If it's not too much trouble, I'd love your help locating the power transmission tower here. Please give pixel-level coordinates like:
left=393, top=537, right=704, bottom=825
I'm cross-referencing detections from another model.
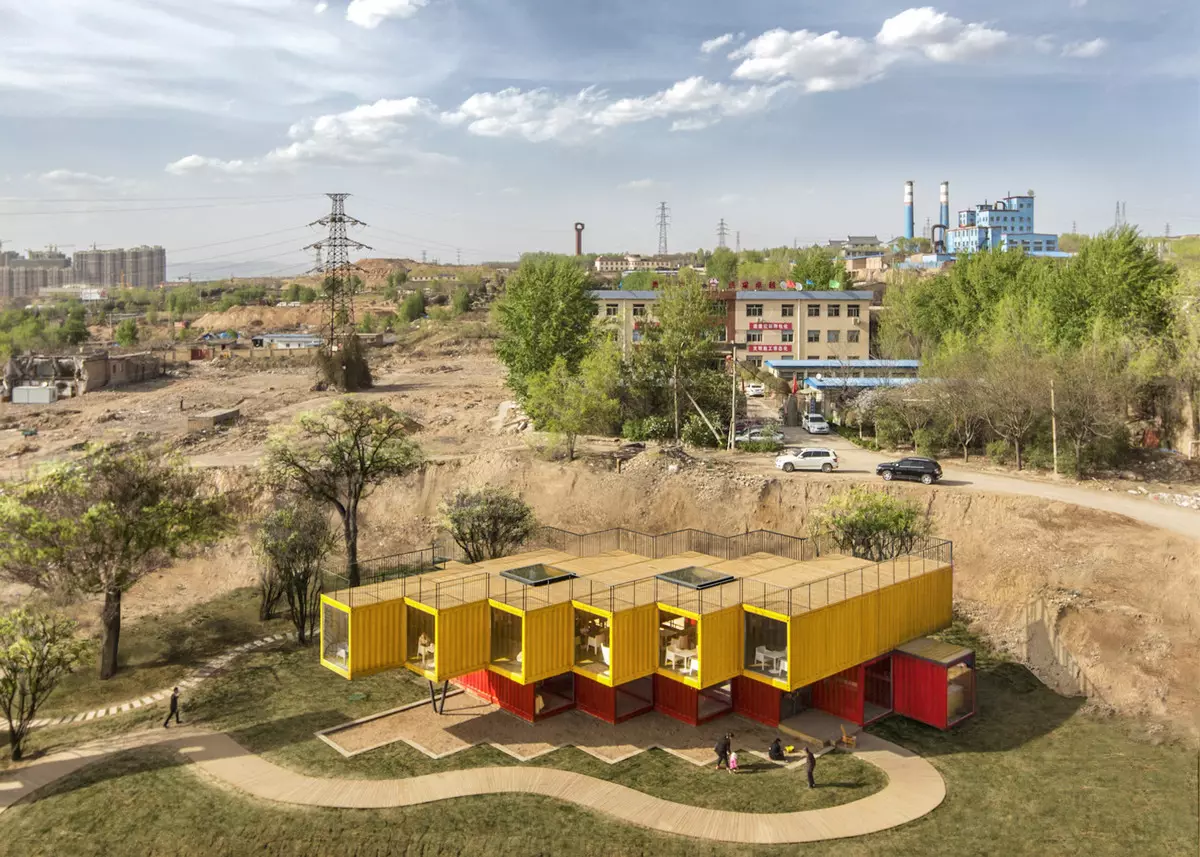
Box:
left=305, top=193, right=370, bottom=351
left=421, top=249, right=427, bottom=264
left=717, top=219, right=729, bottom=249
left=1165, top=223, right=1171, bottom=239
left=456, top=248, right=462, bottom=266
left=656, top=202, right=670, bottom=256
left=1071, top=220, right=1076, bottom=234
left=735, top=231, right=741, bottom=254
left=1121, top=202, right=1126, bottom=226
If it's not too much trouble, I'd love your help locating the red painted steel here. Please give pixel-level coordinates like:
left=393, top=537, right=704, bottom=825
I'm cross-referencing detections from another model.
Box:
left=653, top=674, right=699, bottom=725
left=863, top=656, right=894, bottom=723
left=455, top=669, right=498, bottom=703
left=575, top=675, right=617, bottom=723
left=490, top=669, right=536, bottom=721
left=893, top=651, right=947, bottom=729
left=812, top=665, right=866, bottom=724
left=732, top=676, right=781, bottom=727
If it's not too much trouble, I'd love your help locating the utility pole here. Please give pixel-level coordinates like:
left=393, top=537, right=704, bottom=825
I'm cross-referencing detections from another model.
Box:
left=421, top=249, right=427, bottom=264
left=1050, top=378, right=1059, bottom=476
left=1071, top=220, right=1076, bottom=234
left=656, top=202, right=670, bottom=256
left=1121, top=202, right=1126, bottom=226
left=727, top=354, right=738, bottom=450
left=305, top=193, right=370, bottom=352
left=1165, top=223, right=1171, bottom=239
left=717, top=219, right=729, bottom=249
left=735, top=231, right=741, bottom=254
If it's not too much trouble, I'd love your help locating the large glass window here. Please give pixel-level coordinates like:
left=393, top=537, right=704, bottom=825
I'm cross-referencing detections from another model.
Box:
left=490, top=607, right=523, bottom=672
left=847, top=304, right=861, bottom=318
left=827, top=330, right=840, bottom=343
left=947, top=661, right=976, bottom=725
left=658, top=610, right=697, bottom=679
left=744, top=612, right=788, bottom=682
left=405, top=605, right=436, bottom=672
left=574, top=609, right=611, bottom=678
left=322, top=604, right=349, bottom=669
left=848, top=330, right=860, bottom=344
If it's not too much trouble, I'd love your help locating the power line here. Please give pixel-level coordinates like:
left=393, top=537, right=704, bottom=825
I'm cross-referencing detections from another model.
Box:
left=172, top=236, right=316, bottom=267
left=656, top=201, right=670, bottom=256
left=168, top=225, right=314, bottom=255
left=0, top=197, right=318, bottom=217
left=0, top=192, right=319, bottom=204
left=717, top=218, right=729, bottom=249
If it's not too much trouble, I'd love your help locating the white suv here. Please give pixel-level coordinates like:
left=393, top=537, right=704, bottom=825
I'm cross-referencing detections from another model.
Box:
left=775, top=447, right=839, bottom=473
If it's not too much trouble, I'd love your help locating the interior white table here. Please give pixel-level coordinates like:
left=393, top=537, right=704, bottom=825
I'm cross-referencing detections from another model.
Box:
left=666, top=648, right=697, bottom=669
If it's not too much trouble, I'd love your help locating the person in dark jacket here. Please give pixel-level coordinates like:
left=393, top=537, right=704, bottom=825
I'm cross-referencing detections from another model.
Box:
left=768, top=738, right=786, bottom=762
left=714, top=732, right=733, bottom=770
left=163, top=687, right=181, bottom=728
left=804, top=745, right=816, bottom=788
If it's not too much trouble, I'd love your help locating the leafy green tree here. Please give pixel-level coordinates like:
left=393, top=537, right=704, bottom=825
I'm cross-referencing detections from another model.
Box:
left=809, top=486, right=933, bottom=562
left=525, top=341, right=621, bottom=460
left=705, top=246, right=738, bottom=286
left=298, top=286, right=318, bottom=304
left=283, top=283, right=302, bottom=302
left=1054, top=349, right=1126, bottom=478
left=58, top=311, right=89, bottom=346
left=0, top=609, right=91, bottom=760
left=451, top=286, right=472, bottom=314
left=255, top=501, right=336, bottom=644
left=0, top=448, right=231, bottom=679
left=114, top=318, right=139, bottom=347
left=399, top=291, right=426, bottom=323
left=495, top=256, right=597, bottom=398
left=790, top=246, right=845, bottom=289
left=265, top=400, right=423, bottom=587
left=358, top=312, right=377, bottom=333
left=441, top=487, right=538, bottom=563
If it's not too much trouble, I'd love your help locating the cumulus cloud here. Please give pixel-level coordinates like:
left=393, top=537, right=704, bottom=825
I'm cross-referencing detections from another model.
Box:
left=167, top=97, right=440, bottom=174
left=730, top=28, right=886, bottom=92
left=1061, top=37, right=1108, bottom=58
left=875, top=7, right=1008, bottom=62
left=701, top=33, right=735, bottom=54
left=314, top=2, right=327, bottom=13
left=39, top=169, right=118, bottom=186
left=594, top=76, right=788, bottom=126
left=346, top=0, right=428, bottom=29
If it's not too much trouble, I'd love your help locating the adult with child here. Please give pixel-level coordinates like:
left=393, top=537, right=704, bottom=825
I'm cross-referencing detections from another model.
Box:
left=713, top=732, right=733, bottom=770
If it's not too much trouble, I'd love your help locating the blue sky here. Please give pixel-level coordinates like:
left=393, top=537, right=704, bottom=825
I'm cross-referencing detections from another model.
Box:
left=0, top=0, right=1195, bottom=277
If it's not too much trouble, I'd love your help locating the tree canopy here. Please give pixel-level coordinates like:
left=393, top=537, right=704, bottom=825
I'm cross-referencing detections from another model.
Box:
left=809, top=486, right=933, bottom=562
left=441, top=487, right=538, bottom=563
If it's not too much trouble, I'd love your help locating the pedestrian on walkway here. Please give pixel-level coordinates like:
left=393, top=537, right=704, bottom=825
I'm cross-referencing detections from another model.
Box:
left=727, top=749, right=739, bottom=773
left=804, top=745, right=816, bottom=789
left=163, top=687, right=181, bottom=728
left=714, top=732, right=733, bottom=770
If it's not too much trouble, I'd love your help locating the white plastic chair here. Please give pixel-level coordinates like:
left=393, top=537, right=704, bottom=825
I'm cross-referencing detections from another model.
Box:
left=771, top=658, right=787, bottom=677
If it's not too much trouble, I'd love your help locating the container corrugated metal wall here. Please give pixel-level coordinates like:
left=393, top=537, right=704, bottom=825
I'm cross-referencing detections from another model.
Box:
left=490, top=669, right=536, bottom=720
left=455, top=669, right=498, bottom=702
left=893, top=651, right=947, bottom=729
left=575, top=673, right=616, bottom=723
left=698, top=604, right=743, bottom=688
left=611, top=603, right=658, bottom=686
left=348, top=598, right=406, bottom=678
left=653, top=674, right=698, bottom=725
left=523, top=602, right=574, bottom=684
left=732, top=675, right=781, bottom=726
left=319, top=596, right=351, bottom=679
left=435, top=600, right=490, bottom=681
left=812, top=665, right=865, bottom=724
left=786, top=564, right=953, bottom=691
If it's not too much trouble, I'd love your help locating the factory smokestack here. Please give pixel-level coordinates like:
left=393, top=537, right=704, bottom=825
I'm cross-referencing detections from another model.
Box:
left=939, top=181, right=950, bottom=229
left=904, top=181, right=914, bottom=240
left=574, top=222, right=585, bottom=256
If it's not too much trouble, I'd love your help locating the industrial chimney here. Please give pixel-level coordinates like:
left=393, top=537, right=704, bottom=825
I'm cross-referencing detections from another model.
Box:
left=939, top=181, right=950, bottom=229
left=904, top=181, right=915, bottom=240
left=574, top=222, right=585, bottom=256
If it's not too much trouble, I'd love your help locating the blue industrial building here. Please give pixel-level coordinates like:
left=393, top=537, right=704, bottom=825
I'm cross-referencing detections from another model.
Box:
left=947, top=193, right=1060, bottom=256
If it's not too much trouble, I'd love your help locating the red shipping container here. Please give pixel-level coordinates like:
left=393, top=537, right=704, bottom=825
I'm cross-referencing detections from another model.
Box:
left=455, top=669, right=536, bottom=720
left=893, top=641, right=976, bottom=730
left=732, top=676, right=781, bottom=727
left=455, top=669, right=498, bottom=702
left=812, top=665, right=865, bottom=724
left=654, top=674, right=699, bottom=725
left=575, top=675, right=617, bottom=723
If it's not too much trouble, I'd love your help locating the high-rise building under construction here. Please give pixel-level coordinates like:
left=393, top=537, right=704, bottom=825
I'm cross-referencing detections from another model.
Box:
left=71, top=246, right=166, bottom=289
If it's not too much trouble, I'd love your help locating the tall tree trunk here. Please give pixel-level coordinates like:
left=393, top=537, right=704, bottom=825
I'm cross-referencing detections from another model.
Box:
left=1075, top=440, right=1084, bottom=481
left=672, top=363, right=680, bottom=441
left=344, top=508, right=359, bottom=587
left=99, top=587, right=122, bottom=680
left=962, top=443, right=970, bottom=463
left=1014, top=438, right=1023, bottom=471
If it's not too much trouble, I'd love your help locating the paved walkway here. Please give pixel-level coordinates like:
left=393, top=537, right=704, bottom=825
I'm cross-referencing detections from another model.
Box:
left=0, top=727, right=944, bottom=844
left=27, top=633, right=291, bottom=730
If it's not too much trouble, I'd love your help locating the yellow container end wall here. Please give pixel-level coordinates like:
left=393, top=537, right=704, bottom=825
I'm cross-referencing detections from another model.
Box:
left=349, top=598, right=406, bottom=678
left=319, top=595, right=351, bottom=679
left=611, top=603, right=659, bottom=686
left=698, top=604, right=743, bottom=687
left=434, top=600, right=490, bottom=681
left=787, top=564, right=954, bottom=691
left=522, top=602, right=574, bottom=684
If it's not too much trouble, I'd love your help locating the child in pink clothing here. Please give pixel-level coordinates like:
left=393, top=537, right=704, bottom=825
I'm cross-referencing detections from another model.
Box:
left=727, top=750, right=739, bottom=773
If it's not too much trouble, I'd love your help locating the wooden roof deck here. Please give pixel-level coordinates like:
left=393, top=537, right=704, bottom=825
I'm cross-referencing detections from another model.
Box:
left=571, top=553, right=708, bottom=612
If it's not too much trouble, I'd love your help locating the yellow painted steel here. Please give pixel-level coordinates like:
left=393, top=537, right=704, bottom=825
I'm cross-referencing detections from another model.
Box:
left=523, top=601, right=574, bottom=684
left=608, top=603, right=659, bottom=686
left=434, top=599, right=490, bottom=681
left=319, top=595, right=351, bottom=679
left=698, top=604, right=744, bottom=687
left=348, top=598, right=406, bottom=678
left=785, top=563, right=953, bottom=691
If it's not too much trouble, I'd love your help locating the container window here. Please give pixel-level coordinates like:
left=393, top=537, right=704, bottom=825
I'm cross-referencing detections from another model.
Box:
left=322, top=604, right=349, bottom=669
left=574, top=609, right=611, bottom=678
left=490, top=607, right=524, bottom=673
left=405, top=605, right=436, bottom=673
left=947, top=661, right=976, bottom=725
left=744, top=612, right=788, bottom=683
left=658, top=610, right=698, bottom=680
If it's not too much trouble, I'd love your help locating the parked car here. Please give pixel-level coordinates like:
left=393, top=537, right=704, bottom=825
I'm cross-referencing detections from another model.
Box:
left=735, top=426, right=784, bottom=444
left=876, top=456, right=943, bottom=485
left=775, top=447, right=839, bottom=473
left=802, top=413, right=830, bottom=434
left=745, top=382, right=766, bottom=397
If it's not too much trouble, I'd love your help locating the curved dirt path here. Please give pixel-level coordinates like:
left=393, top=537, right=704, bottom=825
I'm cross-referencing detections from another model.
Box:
left=0, top=728, right=944, bottom=844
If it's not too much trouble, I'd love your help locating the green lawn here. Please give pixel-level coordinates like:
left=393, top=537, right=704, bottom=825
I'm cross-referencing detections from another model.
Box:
left=39, top=588, right=292, bottom=717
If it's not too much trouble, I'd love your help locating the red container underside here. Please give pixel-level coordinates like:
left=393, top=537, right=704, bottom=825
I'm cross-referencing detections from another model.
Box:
left=892, top=650, right=975, bottom=730
left=810, top=655, right=894, bottom=727
left=455, top=670, right=575, bottom=722
left=575, top=675, right=654, bottom=724
left=732, top=676, right=782, bottom=727
left=653, top=675, right=731, bottom=726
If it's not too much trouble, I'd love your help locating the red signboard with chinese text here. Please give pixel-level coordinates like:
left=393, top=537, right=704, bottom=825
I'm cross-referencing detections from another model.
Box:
left=748, top=322, right=793, bottom=331
left=747, top=344, right=792, bottom=353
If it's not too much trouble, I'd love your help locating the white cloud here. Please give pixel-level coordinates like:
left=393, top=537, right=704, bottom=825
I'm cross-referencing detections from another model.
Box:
left=875, top=8, right=1008, bottom=62
left=314, top=2, right=327, bottom=13
left=1062, top=37, right=1108, bottom=58
left=346, top=0, right=428, bottom=29
left=166, top=97, right=441, bottom=174
left=730, top=28, right=887, bottom=92
left=594, top=76, right=788, bottom=126
left=671, top=117, right=718, bottom=132
left=701, top=33, right=735, bottom=54
left=619, top=179, right=660, bottom=190
left=441, top=87, right=607, bottom=143
left=39, top=169, right=118, bottom=186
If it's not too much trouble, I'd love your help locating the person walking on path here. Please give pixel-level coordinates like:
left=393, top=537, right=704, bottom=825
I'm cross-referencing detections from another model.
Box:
left=714, top=732, right=733, bottom=770
left=163, top=687, right=181, bottom=728
left=727, top=750, right=739, bottom=773
left=804, top=745, right=816, bottom=789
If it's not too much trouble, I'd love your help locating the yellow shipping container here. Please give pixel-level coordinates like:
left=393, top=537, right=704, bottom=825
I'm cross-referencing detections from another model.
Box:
left=698, top=604, right=744, bottom=688
left=434, top=599, right=490, bottom=681
left=610, top=603, right=659, bottom=686
left=350, top=598, right=406, bottom=678
left=319, top=595, right=351, bottom=679
left=523, top=601, right=574, bottom=684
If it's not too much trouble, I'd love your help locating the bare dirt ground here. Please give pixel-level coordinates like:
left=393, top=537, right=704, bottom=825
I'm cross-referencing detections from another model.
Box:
left=1, top=332, right=1197, bottom=742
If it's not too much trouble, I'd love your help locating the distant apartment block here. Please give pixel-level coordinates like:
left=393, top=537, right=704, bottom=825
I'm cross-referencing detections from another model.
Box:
left=594, top=253, right=695, bottom=274
left=72, top=246, right=167, bottom=289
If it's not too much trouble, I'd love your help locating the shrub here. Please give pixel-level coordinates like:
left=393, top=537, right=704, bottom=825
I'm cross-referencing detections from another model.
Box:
left=681, top=413, right=722, bottom=448
left=875, top=414, right=907, bottom=449
left=986, top=439, right=1011, bottom=464
left=738, top=440, right=781, bottom=453
left=621, top=419, right=649, bottom=441
left=913, top=426, right=948, bottom=458
left=643, top=415, right=673, bottom=440
left=451, top=286, right=472, bottom=314
left=399, top=291, right=426, bottom=323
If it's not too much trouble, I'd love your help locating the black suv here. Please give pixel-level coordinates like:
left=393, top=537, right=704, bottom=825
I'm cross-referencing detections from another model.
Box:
left=876, top=457, right=942, bottom=485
